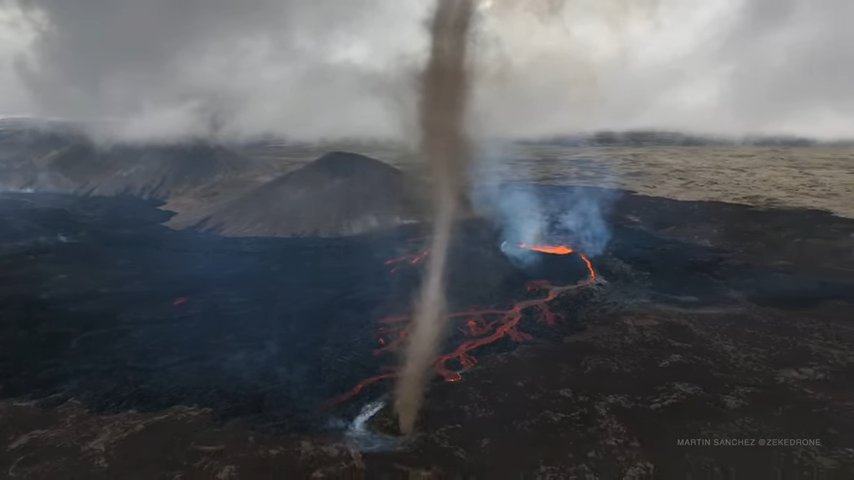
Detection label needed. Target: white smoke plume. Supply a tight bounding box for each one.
[471,143,616,267]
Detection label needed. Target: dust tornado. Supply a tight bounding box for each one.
[394,0,475,434]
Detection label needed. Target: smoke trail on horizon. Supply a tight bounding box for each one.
[394,0,474,434]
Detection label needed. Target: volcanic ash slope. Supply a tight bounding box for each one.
[35,142,249,199]
[195,151,426,237]
[0,119,257,199]
[0,118,88,190]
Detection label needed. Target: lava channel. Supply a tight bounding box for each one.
[326,243,598,408]
[384,250,430,273]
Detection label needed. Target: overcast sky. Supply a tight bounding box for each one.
[0,0,851,141]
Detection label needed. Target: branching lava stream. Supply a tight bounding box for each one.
[326,243,599,408]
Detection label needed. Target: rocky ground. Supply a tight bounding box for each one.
[1,187,852,478]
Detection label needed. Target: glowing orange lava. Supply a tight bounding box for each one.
[518,243,574,255]
[326,243,599,408]
[384,250,430,273]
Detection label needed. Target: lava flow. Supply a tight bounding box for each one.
[519,243,574,256]
[384,250,430,273]
[325,243,599,408]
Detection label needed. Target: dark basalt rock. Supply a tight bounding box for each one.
[197,151,426,237]
[1,188,853,477]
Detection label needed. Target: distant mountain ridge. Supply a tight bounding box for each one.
[35,142,248,198]
[521,130,854,147]
[0,118,251,199]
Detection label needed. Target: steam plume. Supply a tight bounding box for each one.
[394,0,474,434]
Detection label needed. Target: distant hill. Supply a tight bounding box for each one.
[33,142,248,198]
[0,118,252,199]
[522,130,854,147]
[195,151,425,237]
[0,118,88,188]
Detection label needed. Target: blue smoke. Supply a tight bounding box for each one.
[471,142,616,264]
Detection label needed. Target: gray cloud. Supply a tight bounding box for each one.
[0,0,852,141]
[3,0,429,141]
[718,0,854,135]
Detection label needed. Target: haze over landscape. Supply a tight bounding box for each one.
[1,0,853,141]
[0,0,853,477]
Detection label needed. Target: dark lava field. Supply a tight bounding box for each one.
[1,185,853,478]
